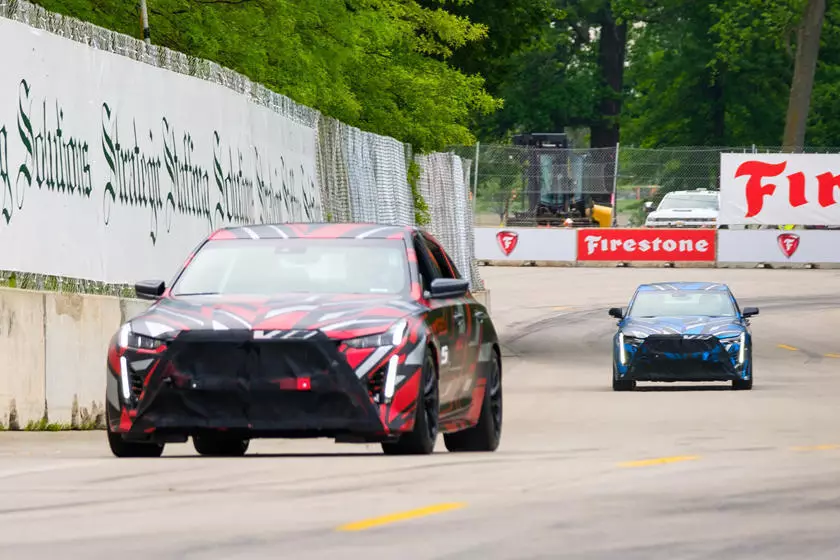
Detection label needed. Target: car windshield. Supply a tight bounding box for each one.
[171,238,410,296]
[628,290,736,317]
[657,194,719,210]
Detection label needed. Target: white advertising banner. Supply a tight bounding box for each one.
[474,227,577,261]
[718,229,840,263]
[720,153,840,226]
[0,17,321,284]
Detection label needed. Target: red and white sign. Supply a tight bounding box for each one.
[577,229,716,261]
[720,153,840,226]
[777,233,800,257]
[496,230,519,256]
[718,229,840,263]
[474,227,577,261]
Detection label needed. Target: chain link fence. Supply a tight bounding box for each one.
[0,0,482,296]
[616,146,840,226]
[455,144,618,228]
[466,144,840,228]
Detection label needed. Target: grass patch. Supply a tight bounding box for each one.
[22,418,102,431]
[0,271,135,297]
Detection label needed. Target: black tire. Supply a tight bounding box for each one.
[732,378,752,390]
[193,433,250,457]
[106,408,164,458]
[733,371,753,390]
[443,350,502,453]
[612,363,635,391]
[381,349,439,455]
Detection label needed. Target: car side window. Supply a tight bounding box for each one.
[423,236,459,280]
[729,291,742,316]
[412,234,440,292]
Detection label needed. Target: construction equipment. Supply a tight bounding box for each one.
[504,133,615,228]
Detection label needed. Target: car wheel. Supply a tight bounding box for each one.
[106,408,164,458]
[612,363,635,391]
[193,433,250,457]
[443,350,502,453]
[732,378,752,390]
[732,370,753,390]
[733,351,754,390]
[381,349,439,455]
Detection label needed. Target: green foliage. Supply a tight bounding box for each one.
[407,159,430,225]
[24,0,840,164]
[437,0,606,140]
[621,0,840,148]
[31,0,500,152]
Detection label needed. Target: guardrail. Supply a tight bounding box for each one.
[475,226,840,268]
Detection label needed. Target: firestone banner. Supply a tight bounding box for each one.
[720,153,840,226]
[0,17,321,284]
[577,228,716,262]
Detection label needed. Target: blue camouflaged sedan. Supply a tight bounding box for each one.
[608,282,758,391]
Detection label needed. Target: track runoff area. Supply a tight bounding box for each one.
[2,265,840,559]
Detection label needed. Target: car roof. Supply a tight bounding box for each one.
[637,282,729,292]
[209,223,416,241]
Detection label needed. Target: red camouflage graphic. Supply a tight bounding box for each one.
[106,223,500,444]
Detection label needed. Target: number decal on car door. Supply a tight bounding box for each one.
[440,345,449,365]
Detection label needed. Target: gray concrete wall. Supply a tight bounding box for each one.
[0,288,154,429]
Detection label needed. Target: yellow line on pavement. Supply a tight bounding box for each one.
[618,455,700,468]
[792,444,840,451]
[825,353,840,359]
[336,502,467,532]
[553,306,570,311]
[777,344,799,351]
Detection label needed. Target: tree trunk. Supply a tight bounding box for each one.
[589,7,628,148]
[782,0,826,152]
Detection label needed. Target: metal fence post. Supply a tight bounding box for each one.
[472,141,480,214]
[139,0,151,44]
[611,142,620,226]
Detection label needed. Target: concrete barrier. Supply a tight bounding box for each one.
[0,287,491,429]
[478,260,840,269]
[0,289,46,429]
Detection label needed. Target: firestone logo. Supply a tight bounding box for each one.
[496,230,519,256]
[777,233,800,258]
[582,235,711,255]
[577,229,716,262]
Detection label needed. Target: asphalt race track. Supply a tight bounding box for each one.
[2,267,840,559]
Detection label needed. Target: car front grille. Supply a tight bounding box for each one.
[642,334,721,354]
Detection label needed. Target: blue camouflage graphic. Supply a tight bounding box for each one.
[610,282,755,389]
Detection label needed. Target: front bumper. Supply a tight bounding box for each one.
[106,330,399,440]
[615,334,749,382]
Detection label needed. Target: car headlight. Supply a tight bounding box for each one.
[623,333,647,343]
[719,332,746,363]
[118,324,165,351]
[343,320,408,349]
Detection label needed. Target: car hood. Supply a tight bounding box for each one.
[127,293,423,340]
[648,208,718,220]
[621,316,744,338]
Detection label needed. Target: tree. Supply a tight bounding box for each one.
[31,0,501,152]
[782,0,827,151]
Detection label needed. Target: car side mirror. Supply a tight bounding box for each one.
[643,201,655,212]
[429,278,469,299]
[135,279,165,300]
[742,307,759,318]
[608,307,624,319]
